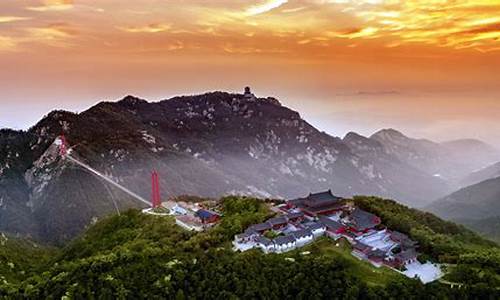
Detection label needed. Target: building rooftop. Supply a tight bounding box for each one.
[290,229,313,239]
[274,235,296,245]
[286,211,304,220]
[305,222,325,231]
[302,203,344,214]
[305,190,342,208]
[248,222,272,232]
[236,231,257,240]
[396,249,418,261]
[348,208,380,231]
[255,236,273,246]
[195,209,219,220]
[319,216,344,231]
[267,216,288,226]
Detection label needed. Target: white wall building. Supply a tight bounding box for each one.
[292,229,314,246]
[172,204,188,215]
[255,236,275,253]
[306,222,326,237]
[273,236,297,253]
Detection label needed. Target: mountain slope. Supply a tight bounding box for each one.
[343,132,448,203]
[459,216,500,243]
[0,91,456,243]
[0,129,37,237]
[0,233,51,285]
[461,161,500,187]
[428,177,500,220]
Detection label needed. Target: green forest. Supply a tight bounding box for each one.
[0,196,499,299]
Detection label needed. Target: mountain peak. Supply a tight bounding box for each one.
[164,89,282,108]
[343,131,367,141]
[370,128,409,142]
[372,128,405,137]
[343,131,385,152]
[118,95,148,105]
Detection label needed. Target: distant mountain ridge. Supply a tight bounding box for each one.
[370,129,499,183]
[427,175,500,243]
[428,176,500,221]
[0,89,498,243]
[460,161,500,187]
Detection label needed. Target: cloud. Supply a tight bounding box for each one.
[118,23,171,33]
[282,6,307,13]
[245,0,288,16]
[27,0,73,12]
[25,23,78,47]
[0,16,31,23]
[0,36,18,51]
[461,22,500,34]
[4,0,500,56]
[222,43,287,54]
[327,27,379,39]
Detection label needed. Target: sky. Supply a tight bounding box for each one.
[1,0,500,145]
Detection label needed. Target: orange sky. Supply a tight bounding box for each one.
[1,0,500,144]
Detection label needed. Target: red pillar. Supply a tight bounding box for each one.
[151,170,161,208]
[151,171,155,208]
[155,171,161,208]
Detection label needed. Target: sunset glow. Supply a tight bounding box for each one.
[1,0,499,54]
[1,0,500,144]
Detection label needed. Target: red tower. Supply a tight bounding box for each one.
[151,170,161,208]
[59,134,67,157]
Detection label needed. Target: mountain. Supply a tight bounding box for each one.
[428,176,500,220]
[459,216,500,243]
[0,129,38,237]
[428,172,500,243]
[343,132,448,203]
[460,161,500,187]
[0,232,51,286]
[1,196,498,298]
[371,129,500,183]
[0,90,496,243]
[442,139,499,170]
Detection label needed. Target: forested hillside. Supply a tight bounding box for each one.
[460,217,500,243]
[0,196,498,298]
[0,233,52,289]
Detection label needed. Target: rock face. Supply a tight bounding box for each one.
[0,91,497,243]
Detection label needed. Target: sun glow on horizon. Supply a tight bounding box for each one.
[1,0,500,140]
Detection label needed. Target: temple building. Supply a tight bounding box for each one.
[345,208,381,234]
[286,190,344,217]
[243,86,256,99]
[195,209,221,224]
